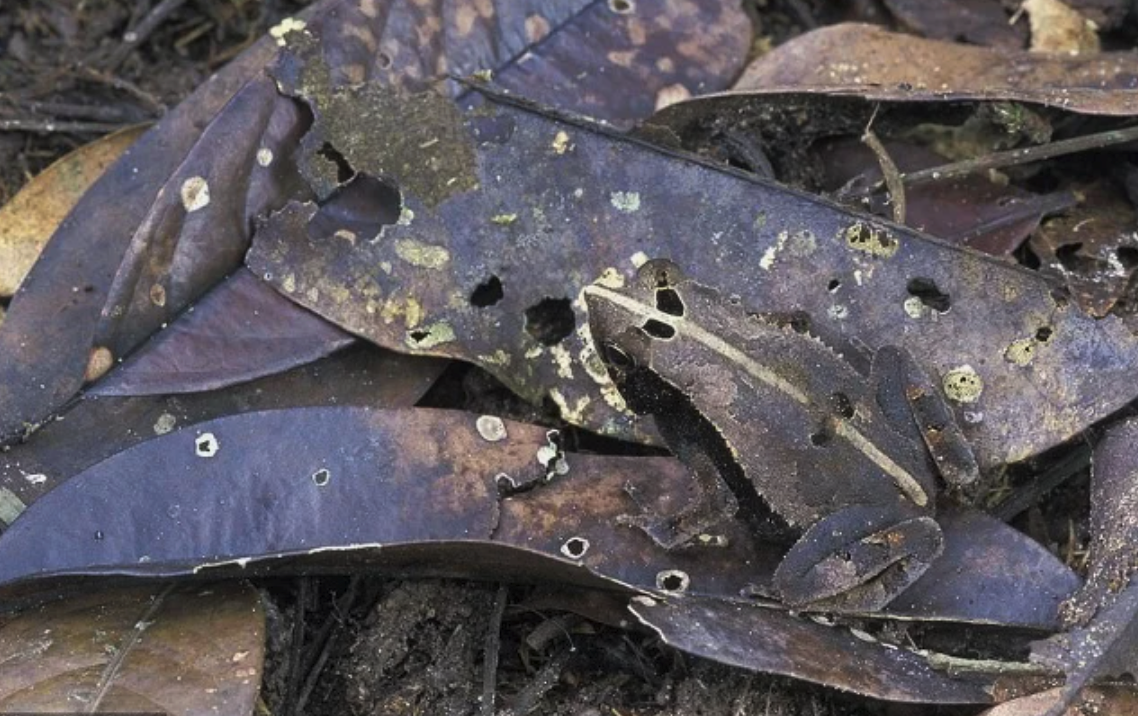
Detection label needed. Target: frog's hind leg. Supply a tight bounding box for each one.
[773,504,943,612]
[871,345,981,493]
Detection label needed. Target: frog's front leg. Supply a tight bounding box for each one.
[872,345,980,493]
[773,505,944,611]
[620,437,739,549]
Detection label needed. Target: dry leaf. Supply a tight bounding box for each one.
[1024,0,1101,55]
[0,124,147,297]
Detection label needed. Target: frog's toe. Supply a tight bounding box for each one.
[774,506,943,612]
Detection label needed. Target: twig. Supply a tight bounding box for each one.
[861,105,906,225]
[853,124,1138,199]
[991,442,1092,522]
[4,100,143,123]
[105,0,190,70]
[482,585,509,716]
[75,66,165,113]
[0,118,125,134]
[500,647,573,716]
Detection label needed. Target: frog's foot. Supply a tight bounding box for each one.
[618,481,736,550]
[773,505,943,612]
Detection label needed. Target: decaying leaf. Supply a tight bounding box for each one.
[0,581,264,714]
[0,0,750,445]
[979,684,1138,715]
[732,23,1138,115]
[1023,0,1101,54]
[0,346,446,522]
[90,269,356,396]
[248,81,1138,469]
[0,124,148,298]
[881,0,1027,49]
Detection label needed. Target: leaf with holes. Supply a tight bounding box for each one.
[0,0,750,441]
[247,80,1138,469]
[0,581,264,714]
[0,406,1079,703]
[0,346,446,524]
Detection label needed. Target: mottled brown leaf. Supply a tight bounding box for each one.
[0,0,749,443]
[0,581,264,715]
[733,23,1138,115]
[882,0,1026,49]
[248,86,1138,469]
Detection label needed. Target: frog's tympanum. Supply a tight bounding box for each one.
[583,259,979,612]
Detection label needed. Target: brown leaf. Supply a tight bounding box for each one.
[90,268,356,396]
[0,124,147,297]
[882,0,1026,49]
[0,0,750,445]
[0,581,264,715]
[732,23,1138,115]
[0,346,447,520]
[248,85,1138,469]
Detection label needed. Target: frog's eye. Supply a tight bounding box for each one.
[601,341,637,369]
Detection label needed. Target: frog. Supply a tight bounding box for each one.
[582,259,980,612]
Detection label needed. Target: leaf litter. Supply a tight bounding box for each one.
[3,0,1138,713]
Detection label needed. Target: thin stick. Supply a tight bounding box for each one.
[861,119,906,224]
[0,118,125,134]
[481,585,509,716]
[106,0,189,70]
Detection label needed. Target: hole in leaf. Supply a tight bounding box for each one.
[318,141,354,183]
[906,278,951,313]
[470,275,504,307]
[655,287,685,316]
[561,537,589,559]
[830,392,855,419]
[810,428,832,447]
[310,174,401,240]
[642,319,676,340]
[1118,246,1138,270]
[1036,326,1054,343]
[409,330,430,343]
[1055,242,1085,271]
[377,52,393,69]
[312,468,331,486]
[608,0,634,13]
[524,298,575,345]
[827,278,841,292]
[656,570,689,593]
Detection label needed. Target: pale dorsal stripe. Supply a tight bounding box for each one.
[585,285,929,507]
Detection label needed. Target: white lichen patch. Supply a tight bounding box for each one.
[654,83,691,111]
[23,472,47,485]
[195,432,220,458]
[180,176,211,212]
[551,131,572,154]
[594,267,625,289]
[0,487,27,525]
[334,229,357,244]
[404,321,456,350]
[397,207,415,226]
[943,365,984,404]
[601,383,629,412]
[269,17,307,46]
[843,222,899,258]
[476,415,508,442]
[153,412,177,435]
[1004,338,1037,366]
[393,239,450,269]
[630,251,649,268]
[525,345,545,360]
[478,349,511,367]
[903,296,929,319]
[610,191,641,213]
[490,213,518,225]
[281,273,297,293]
[256,148,274,167]
[549,388,591,426]
[827,304,849,320]
[760,231,788,270]
[549,343,575,380]
[84,346,114,383]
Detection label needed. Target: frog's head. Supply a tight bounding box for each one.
[583,259,690,412]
